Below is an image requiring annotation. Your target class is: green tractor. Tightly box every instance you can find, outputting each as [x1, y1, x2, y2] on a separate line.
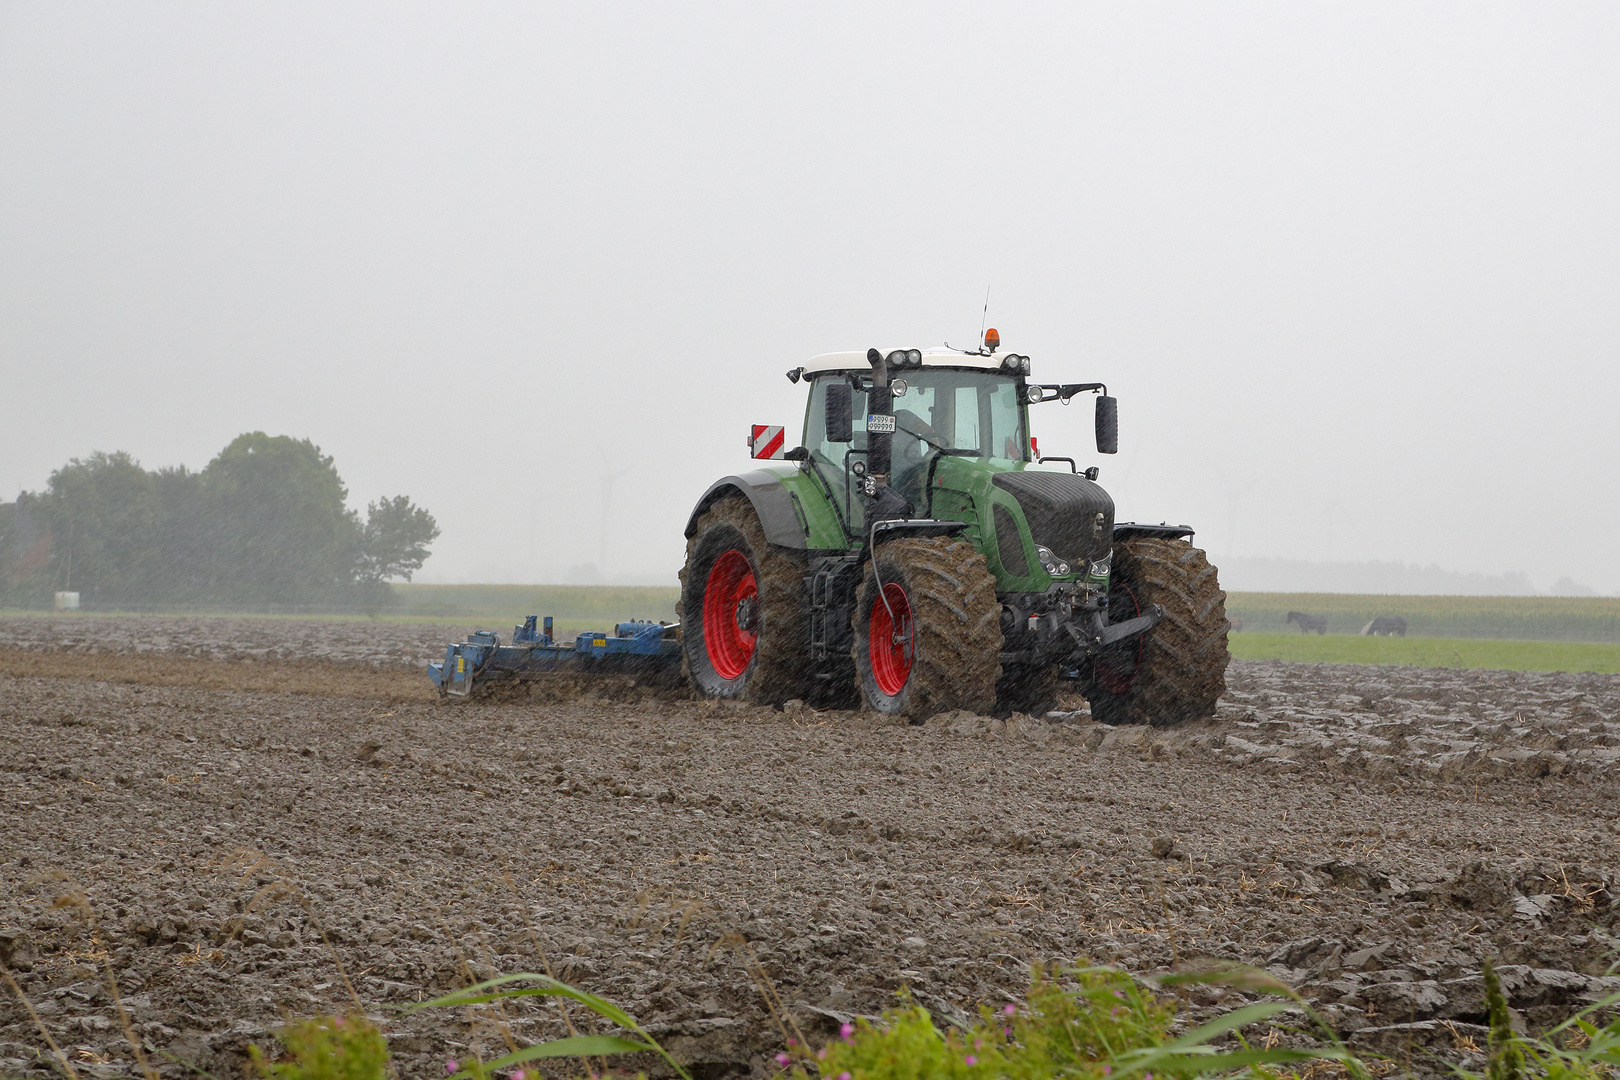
[679, 334, 1229, 723]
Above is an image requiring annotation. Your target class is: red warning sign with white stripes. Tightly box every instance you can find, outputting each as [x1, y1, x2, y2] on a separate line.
[750, 425, 786, 459]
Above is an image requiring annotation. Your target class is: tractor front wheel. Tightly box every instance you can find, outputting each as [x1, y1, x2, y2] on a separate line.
[680, 497, 811, 703]
[1079, 536, 1229, 726]
[853, 537, 1001, 721]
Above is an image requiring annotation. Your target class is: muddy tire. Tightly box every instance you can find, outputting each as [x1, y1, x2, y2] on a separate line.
[680, 498, 812, 704]
[853, 536, 1001, 721]
[1080, 536, 1228, 727]
[996, 662, 1062, 718]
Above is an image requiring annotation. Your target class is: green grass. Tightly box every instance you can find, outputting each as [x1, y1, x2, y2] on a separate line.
[800, 963, 1358, 1080]
[1225, 592, 1620, 643]
[1230, 631, 1620, 674]
[249, 960, 1620, 1080]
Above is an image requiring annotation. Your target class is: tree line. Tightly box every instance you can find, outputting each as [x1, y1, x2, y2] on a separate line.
[0, 432, 439, 612]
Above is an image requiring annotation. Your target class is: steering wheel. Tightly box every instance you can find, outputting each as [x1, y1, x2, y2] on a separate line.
[892, 410, 941, 469]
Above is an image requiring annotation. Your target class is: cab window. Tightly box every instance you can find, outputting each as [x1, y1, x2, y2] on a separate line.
[802, 376, 869, 467]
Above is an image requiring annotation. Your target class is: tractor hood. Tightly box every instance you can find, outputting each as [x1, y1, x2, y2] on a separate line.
[991, 471, 1115, 568]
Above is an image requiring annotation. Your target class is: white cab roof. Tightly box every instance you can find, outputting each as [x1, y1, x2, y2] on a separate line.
[801, 348, 1010, 374]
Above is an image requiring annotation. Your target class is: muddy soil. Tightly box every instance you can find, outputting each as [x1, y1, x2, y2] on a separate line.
[2, 615, 1618, 1079]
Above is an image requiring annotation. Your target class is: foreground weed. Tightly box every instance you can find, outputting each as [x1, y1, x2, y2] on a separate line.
[1449, 959, 1620, 1080]
[800, 963, 1360, 1080]
[249, 1015, 390, 1080]
[409, 972, 693, 1080]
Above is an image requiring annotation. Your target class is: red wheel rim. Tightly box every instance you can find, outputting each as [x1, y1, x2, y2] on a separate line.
[1095, 581, 1144, 695]
[703, 549, 758, 680]
[868, 582, 914, 697]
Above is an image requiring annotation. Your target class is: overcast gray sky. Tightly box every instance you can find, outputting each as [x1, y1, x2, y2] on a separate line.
[3, 2, 1617, 593]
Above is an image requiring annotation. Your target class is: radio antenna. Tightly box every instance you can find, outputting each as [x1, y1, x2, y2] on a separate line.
[977, 286, 991, 353]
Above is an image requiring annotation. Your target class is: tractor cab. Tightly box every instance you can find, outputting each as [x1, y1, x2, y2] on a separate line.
[798, 356, 1032, 520]
[789, 346, 1120, 592]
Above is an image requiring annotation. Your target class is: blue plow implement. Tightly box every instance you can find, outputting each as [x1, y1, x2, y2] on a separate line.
[427, 615, 681, 698]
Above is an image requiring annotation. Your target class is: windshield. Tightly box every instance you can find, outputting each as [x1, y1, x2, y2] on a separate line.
[802, 369, 1028, 466]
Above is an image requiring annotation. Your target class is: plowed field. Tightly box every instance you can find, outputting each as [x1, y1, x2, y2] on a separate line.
[2, 616, 1618, 1078]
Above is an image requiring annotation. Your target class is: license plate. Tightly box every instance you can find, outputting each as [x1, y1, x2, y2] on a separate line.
[865, 414, 895, 433]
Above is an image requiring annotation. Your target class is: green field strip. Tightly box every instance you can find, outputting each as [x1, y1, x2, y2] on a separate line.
[1224, 591, 1620, 643]
[1229, 631, 1620, 674]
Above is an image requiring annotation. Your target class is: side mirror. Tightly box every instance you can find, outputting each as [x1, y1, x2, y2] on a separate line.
[1095, 395, 1118, 455]
[825, 383, 853, 444]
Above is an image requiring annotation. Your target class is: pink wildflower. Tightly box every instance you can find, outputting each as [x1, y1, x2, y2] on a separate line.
[445, 1062, 459, 1076]
[775, 1053, 791, 1067]
[817, 1048, 828, 1061]
[974, 1039, 983, 1051]
[509, 1072, 527, 1080]
[838, 1074, 851, 1080]
[840, 1022, 855, 1041]
[965, 1055, 978, 1066]
[1114, 989, 1126, 999]
[1102, 1067, 1112, 1077]
[1003, 1004, 1017, 1016]
[1111, 1006, 1121, 1018]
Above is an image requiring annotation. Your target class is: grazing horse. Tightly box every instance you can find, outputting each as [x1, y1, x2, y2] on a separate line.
[1286, 610, 1328, 635]
[1360, 617, 1408, 637]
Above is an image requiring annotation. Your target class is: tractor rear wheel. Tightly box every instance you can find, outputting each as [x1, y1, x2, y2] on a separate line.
[853, 536, 1001, 721]
[1080, 536, 1229, 727]
[680, 497, 812, 703]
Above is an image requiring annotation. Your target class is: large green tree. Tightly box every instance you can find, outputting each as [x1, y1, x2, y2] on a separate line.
[33, 451, 162, 605]
[6, 434, 440, 610]
[150, 465, 208, 604]
[199, 433, 361, 607]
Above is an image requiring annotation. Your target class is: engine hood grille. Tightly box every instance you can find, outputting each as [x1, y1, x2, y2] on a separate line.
[990, 471, 1115, 566]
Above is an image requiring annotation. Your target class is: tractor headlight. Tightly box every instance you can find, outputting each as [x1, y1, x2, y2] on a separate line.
[1026, 385, 1044, 403]
[890, 379, 908, 396]
[1019, 355, 1031, 375]
[906, 348, 922, 365]
[1090, 550, 1111, 578]
[1036, 545, 1066, 576]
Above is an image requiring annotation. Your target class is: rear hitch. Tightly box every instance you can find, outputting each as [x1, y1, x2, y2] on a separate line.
[1054, 602, 1164, 655]
[1095, 603, 1164, 647]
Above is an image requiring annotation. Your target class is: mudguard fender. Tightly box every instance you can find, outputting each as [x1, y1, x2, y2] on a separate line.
[686, 471, 811, 550]
[1113, 521, 1195, 542]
